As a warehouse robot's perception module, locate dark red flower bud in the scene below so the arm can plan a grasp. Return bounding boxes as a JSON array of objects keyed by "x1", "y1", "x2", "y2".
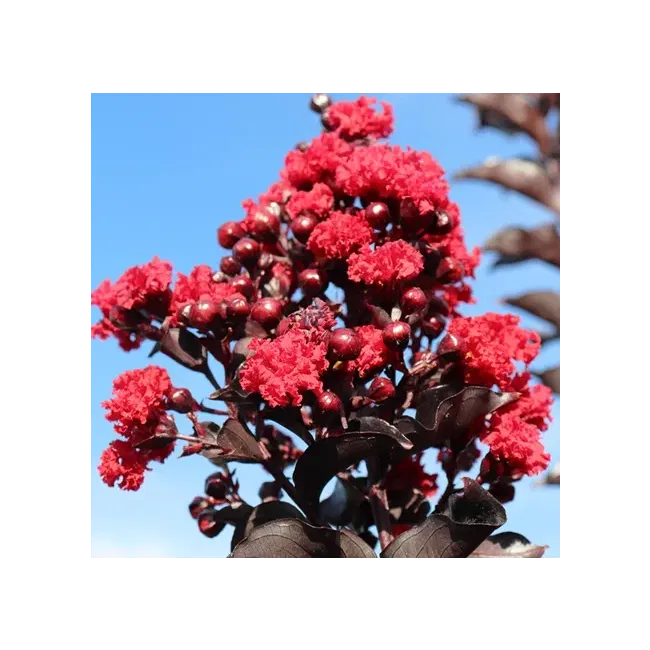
[
  {"x1": 367, "y1": 377, "x2": 396, "y2": 402},
  {"x1": 167, "y1": 387, "x2": 194, "y2": 413},
  {"x1": 400, "y1": 287, "x2": 428, "y2": 315},
  {"x1": 436, "y1": 257, "x2": 464, "y2": 283},
  {"x1": 249, "y1": 210, "x2": 281, "y2": 241},
  {"x1": 291, "y1": 214, "x2": 319, "y2": 243},
  {"x1": 225, "y1": 296, "x2": 250, "y2": 321},
  {"x1": 204, "y1": 472, "x2": 230, "y2": 501},
  {"x1": 421, "y1": 312, "x2": 446, "y2": 338},
  {"x1": 250, "y1": 298, "x2": 283, "y2": 330},
  {"x1": 298, "y1": 268, "x2": 328, "y2": 296},
  {"x1": 437, "y1": 331, "x2": 462, "y2": 356},
  {"x1": 231, "y1": 274, "x2": 254, "y2": 299},
  {"x1": 310, "y1": 93, "x2": 332, "y2": 113},
  {"x1": 220, "y1": 255, "x2": 242, "y2": 276},
  {"x1": 434, "y1": 210, "x2": 455, "y2": 234},
  {"x1": 317, "y1": 391, "x2": 342, "y2": 413},
  {"x1": 232, "y1": 237, "x2": 261, "y2": 266},
  {"x1": 382, "y1": 321, "x2": 411, "y2": 349},
  {"x1": 296, "y1": 141, "x2": 310, "y2": 152},
  {"x1": 188, "y1": 299, "x2": 220, "y2": 329},
  {"x1": 365, "y1": 202, "x2": 391, "y2": 229},
  {"x1": 189, "y1": 496, "x2": 211, "y2": 520},
  {"x1": 321, "y1": 110, "x2": 334, "y2": 131},
  {"x1": 197, "y1": 510, "x2": 224, "y2": 538},
  {"x1": 489, "y1": 482, "x2": 515, "y2": 504},
  {"x1": 328, "y1": 328, "x2": 361, "y2": 361},
  {"x1": 258, "y1": 252, "x2": 275, "y2": 271},
  {"x1": 479, "y1": 453, "x2": 508, "y2": 484},
  {"x1": 217, "y1": 221, "x2": 245, "y2": 249}
]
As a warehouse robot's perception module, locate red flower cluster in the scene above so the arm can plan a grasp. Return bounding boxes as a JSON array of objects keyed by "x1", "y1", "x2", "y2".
[
  {"x1": 91, "y1": 256, "x2": 172, "y2": 350},
  {"x1": 324, "y1": 96, "x2": 394, "y2": 141},
  {"x1": 92, "y1": 95, "x2": 555, "y2": 544},
  {"x1": 98, "y1": 366, "x2": 179, "y2": 490}
]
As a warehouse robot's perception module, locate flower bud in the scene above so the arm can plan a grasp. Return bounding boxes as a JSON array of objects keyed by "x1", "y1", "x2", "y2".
[
  {"x1": 188, "y1": 299, "x2": 220, "y2": 329},
  {"x1": 382, "y1": 321, "x2": 411, "y2": 349},
  {"x1": 291, "y1": 214, "x2": 318, "y2": 243},
  {"x1": 310, "y1": 93, "x2": 332, "y2": 113},
  {"x1": 437, "y1": 332, "x2": 462, "y2": 356},
  {"x1": 298, "y1": 268, "x2": 328, "y2": 296},
  {"x1": 204, "y1": 472, "x2": 230, "y2": 502},
  {"x1": 249, "y1": 210, "x2": 281, "y2": 241},
  {"x1": 364, "y1": 202, "x2": 391, "y2": 229},
  {"x1": 167, "y1": 387, "x2": 194, "y2": 413},
  {"x1": 217, "y1": 221, "x2": 245, "y2": 248},
  {"x1": 189, "y1": 496, "x2": 211, "y2": 519},
  {"x1": 434, "y1": 210, "x2": 455, "y2": 234},
  {"x1": 220, "y1": 255, "x2": 242, "y2": 276},
  {"x1": 250, "y1": 298, "x2": 283, "y2": 330},
  {"x1": 225, "y1": 295, "x2": 250, "y2": 321},
  {"x1": 328, "y1": 328, "x2": 361, "y2": 361},
  {"x1": 400, "y1": 287, "x2": 428, "y2": 315},
  {"x1": 317, "y1": 391, "x2": 342, "y2": 413},
  {"x1": 231, "y1": 274, "x2": 254, "y2": 299},
  {"x1": 232, "y1": 237, "x2": 261, "y2": 267},
  {"x1": 367, "y1": 377, "x2": 396, "y2": 402},
  {"x1": 421, "y1": 312, "x2": 446, "y2": 338},
  {"x1": 197, "y1": 510, "x2": 224, "y2": 538}
]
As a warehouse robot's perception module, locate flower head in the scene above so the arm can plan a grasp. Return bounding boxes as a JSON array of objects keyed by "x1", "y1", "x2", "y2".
[
  {"x1": 239, "y1": 328, "x2": 329, "y2": 407},
  {"x1": 286, "y1": 182, "x2": 334, "y2": 219},
  {"x1": 326, "y1": 97, "x2": 394, "y2": 141},
  {"x1": 308, "y1": 211, "x2": 374, "y2": 260},
  {"x1": 348, "y1": 241, "x2": 423, "y2": 287}
]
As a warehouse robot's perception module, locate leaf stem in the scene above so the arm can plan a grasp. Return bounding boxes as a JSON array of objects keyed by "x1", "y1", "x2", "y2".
[{"x1": 369, "y1": 486, "x2": 394, "y2": 550}]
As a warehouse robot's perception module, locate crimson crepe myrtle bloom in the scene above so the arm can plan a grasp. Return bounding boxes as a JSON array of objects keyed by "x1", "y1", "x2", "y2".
[{"x1": 92, "y1": 95, "x2": 555, "y2": 557}]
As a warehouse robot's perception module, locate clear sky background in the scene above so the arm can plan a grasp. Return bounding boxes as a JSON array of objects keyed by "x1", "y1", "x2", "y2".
[{"x1": 91, "y1": 93, "x2": 560, "y2": 558}]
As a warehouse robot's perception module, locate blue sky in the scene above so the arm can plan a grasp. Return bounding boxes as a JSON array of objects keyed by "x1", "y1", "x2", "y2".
[{"x1": 91, "y1": 93, "x2": 560, "y2": 558}]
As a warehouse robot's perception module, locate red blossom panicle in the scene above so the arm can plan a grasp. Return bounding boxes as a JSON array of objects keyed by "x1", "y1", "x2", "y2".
[
  {"x1": 98, "y1": 439, "x2": 174, "y2": 491},
  {"x1": 170, "y1": 264, "x2": 239, "y2": 323},
  {"x1": 308, "y1": 211, "x2": 374, "y2": 260},
  {"x1": 91, "y1": 256, "x2": 173, "y2": 350},
  {"x1": 445, "y1": 313, "x2": 541, "y2": 391},
  {"x1": 102, "y1": 366, "x2": 172, "y2": 439},
  {"x1": 385, "y1": 453, "x2": 438, "y2": 498},
  {"x1": 335, "y1": 145, "x2": 448, "y2": 213},
  {"x1": 348, "y1": 240, "x2": 423, "y2": 287},
  {"x1": 239, "y1": 327, "x2": 329, "y2": 407},
  {"x1": 325, "y1": 97, "x2": 394, "y2": 141},
  {"x1": 285, "y1": 182, "x2": 334, "y2": 219},
  {"x1": 283, "y1": 133, "x2": 353, "y2": 189},
  {"x1": 352, "y1": 325, "x2": 397, "y2": 379}
]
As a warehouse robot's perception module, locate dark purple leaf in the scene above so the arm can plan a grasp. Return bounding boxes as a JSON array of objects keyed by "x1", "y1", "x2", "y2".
[
  {"x1": 470, "y1": 532, "x2": 547, "y2": 558},
  {"x1": 381, "y1": 478, "x2": 506, "y2": 558},
  {"x1": 485, "y1": 223, "x2": 560, "y2": 268},
  {"x1": 198, "y1": 419, "x2": 266, "y2": 463},
  {"x1": 348, "y1": 416, "x2": 414, "y2": 450},
  {"x1": 504, "y1": 291, "x2": 560, "y2": 330},
  {"x1": 293, "y1": 433, "x2": 402, "y2": 522},
  {"x1": 455, "y1": 158, "x2": 560, "y2": 214},
  {"x1": 152, "y1": 327, "x2": 207, "y2": 371},
  {"x1": 229, "y1": 519, "x2": 376, "y2": 558},
  {"x1": 535, "y1": 366, "x2": 560, "y2": 394},
  {"x1": 243, "y1": 501, "x2": 306, "y2": 538},
  {"x1": 456, "y1": 93, "x2": 552, "y2": 154},
  {"x1": 264, "y1": 407, "x2": 315, "y2": 446}
]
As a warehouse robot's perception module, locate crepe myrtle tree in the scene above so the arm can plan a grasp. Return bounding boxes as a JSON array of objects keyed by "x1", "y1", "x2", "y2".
[
  {"x1": 455, "y1": 93, "x2": 560, "y2": 486},
  {"x1": 91, "y1": 94, "x2": 553, "y2": 558}
]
